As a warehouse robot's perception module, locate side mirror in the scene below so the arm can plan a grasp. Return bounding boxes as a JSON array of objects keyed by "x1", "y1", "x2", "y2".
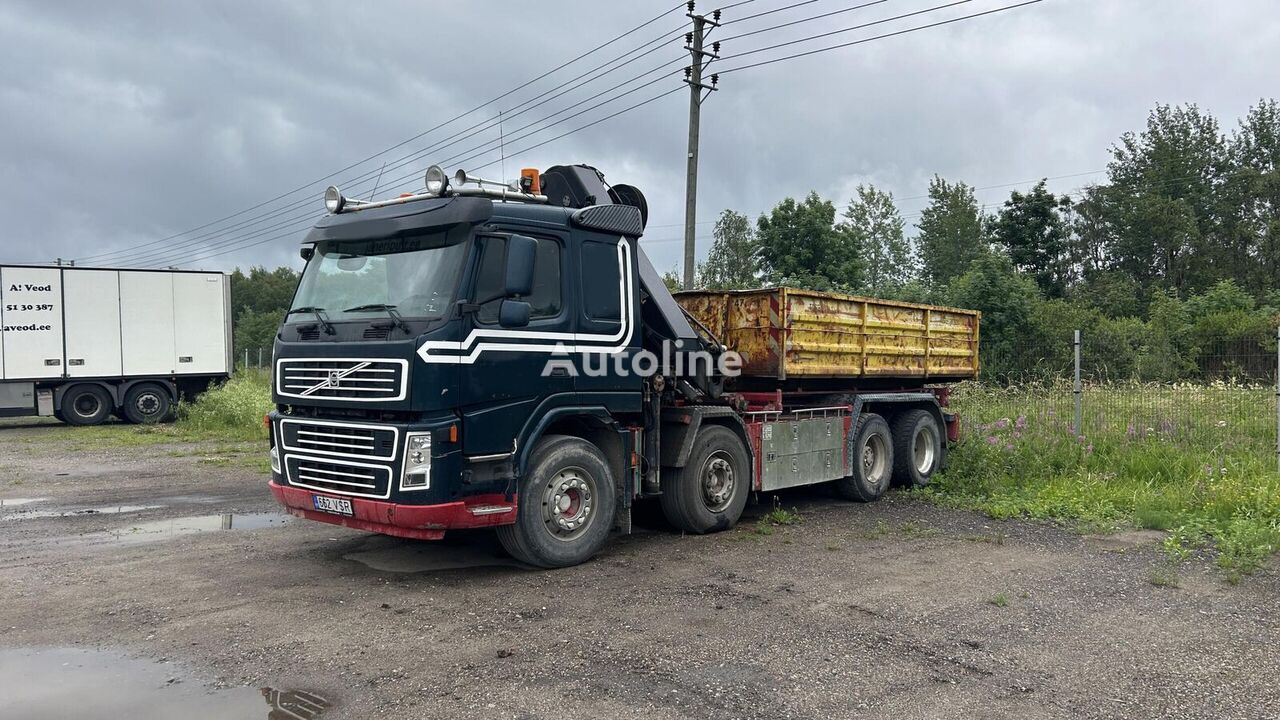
[
  {"x1": 300, "y1": 246, "x2": 314, "y2": 261},
  {"x1": 503, "y1": 235, "x2": 536, "y2": 297},
  {"x1": 498, "y1": 299, "x2": 531, "y2": 328}
]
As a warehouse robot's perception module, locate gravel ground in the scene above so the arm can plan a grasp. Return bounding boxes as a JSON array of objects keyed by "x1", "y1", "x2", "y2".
[{"x1": 0, "y1": 420, "x2": 1278, "y2": 719}]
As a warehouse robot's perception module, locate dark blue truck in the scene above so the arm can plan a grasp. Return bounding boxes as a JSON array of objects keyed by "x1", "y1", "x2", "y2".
[{"x1": 268, "y1": 164, "x2": 977, "y2": 567}]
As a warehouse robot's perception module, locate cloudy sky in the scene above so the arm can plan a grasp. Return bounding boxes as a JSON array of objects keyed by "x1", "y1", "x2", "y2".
[{"x1": 1, "y1": 0, "x2": 1276, "y2": 275}]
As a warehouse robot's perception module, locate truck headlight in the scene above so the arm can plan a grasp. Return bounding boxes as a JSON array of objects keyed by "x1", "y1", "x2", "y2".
[
  {"x1": 270, "y1": 444, "x2": 281, "y2": 474},
  {"x1": 401, "y1": 433, "x2": 431, "y2": 489}
]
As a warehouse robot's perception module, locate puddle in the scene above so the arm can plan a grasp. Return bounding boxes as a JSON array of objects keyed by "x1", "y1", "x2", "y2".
[
  {"x1": 0, "y1": 647, "x2": 331, "y2": 719},
  {"x1": 344, "y1": 533, "x2": 528, "y2": 573},
  {"x1": 97, "y1": 513, "x2": 292, "y2": 545},
  {"x1": 3, "y1": 504, "x2": 162, "y2": 521},
  {"x1": 0, "y1": 497, "x2": 48, "y2": 507}
]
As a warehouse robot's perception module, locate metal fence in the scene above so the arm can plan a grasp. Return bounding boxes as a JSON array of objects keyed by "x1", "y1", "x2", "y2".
[
  {"x1": 235, "y1": 347, "x2": 273, "y2": 371},
  {"x1": 956, "y1": 329, "x2": 1280, "y2": 472}
]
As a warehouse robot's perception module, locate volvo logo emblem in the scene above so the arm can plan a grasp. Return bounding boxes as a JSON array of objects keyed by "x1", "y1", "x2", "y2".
[{"x1": 326, "y1": 370, "x2": 341, "y2": 388}]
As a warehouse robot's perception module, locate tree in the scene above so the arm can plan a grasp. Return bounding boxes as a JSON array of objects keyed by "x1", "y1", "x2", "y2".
[
  {"x1": 661, "y1": 267, "x2": 683, "y2": 293},
  {"x1": 989, "y1": 180, "x2": 1073, "y2": 298},
  {"x1": 698, "y1": 210, "x2": 760, "y2": 289},
  {"x1": 944, "y1": 252, "x2": 1041, "y2": 379},
  {"x1": 1227, "y1": 99, "x2": 1280, "y2": 297},
  {"x1": 1103, "y1": 103, "x2": 1229, "y2": 294},
  {"x1": 916, "y1": 176, "x2": 985, "y2": 289},
  {"x1": 756, "y1": 192, "x2": 860, "y2": 291},
  {"x1": 841, "y1": 185, "x2": 912, "y2": 295}
]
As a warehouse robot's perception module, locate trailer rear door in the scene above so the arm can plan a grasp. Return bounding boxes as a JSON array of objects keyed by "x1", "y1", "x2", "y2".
[
  {"x1": 172, "y1": 273, "x2": 228, "y2": 374},
  {"x1": 1, "y1": 266, "x2": 64, "y2": 380},
  {"x1": 63, "y1": 269, "x2": 123, "y2": 377}
]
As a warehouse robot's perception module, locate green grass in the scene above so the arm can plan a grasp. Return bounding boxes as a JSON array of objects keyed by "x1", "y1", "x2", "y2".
[
  {"x1": 989, "y1": 592, "x2": 1010, "y2": 607},
  {"x1": 924, "y1": 379, "x2": 1280, "y2": 576}
]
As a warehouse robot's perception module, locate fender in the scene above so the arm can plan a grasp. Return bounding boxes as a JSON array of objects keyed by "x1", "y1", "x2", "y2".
[{"x1": 660, "y1": 405, "x2": 754, "y2": 470}]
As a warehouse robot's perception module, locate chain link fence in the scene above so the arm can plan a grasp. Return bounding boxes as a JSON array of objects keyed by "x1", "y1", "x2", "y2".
[{"x1": 956, "y1": 329, "x2": 1280, "y2": 472}]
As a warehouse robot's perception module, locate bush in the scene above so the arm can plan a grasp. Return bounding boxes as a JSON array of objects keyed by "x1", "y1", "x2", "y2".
[{"x1": 177, "y1": 370, "x2": 272, "y2": 441}]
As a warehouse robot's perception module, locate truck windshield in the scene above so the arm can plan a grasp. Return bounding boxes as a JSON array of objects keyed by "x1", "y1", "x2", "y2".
[{"x1": 290, "y1": 230, "x2": 468, "y2": 322}]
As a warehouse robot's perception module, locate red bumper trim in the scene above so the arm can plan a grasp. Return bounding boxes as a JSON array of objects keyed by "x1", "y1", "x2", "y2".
[{"x1": 269, "y1": 481, "x2": 516, "y2": 541}]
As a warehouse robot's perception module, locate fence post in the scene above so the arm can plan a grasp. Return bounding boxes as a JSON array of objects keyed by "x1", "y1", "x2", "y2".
[
  {"x1": 257, "y1": 348, "x2": 263, "y2": 368},
  {"x1": 1073, "y1": 329, "x2": 1083, "y2": 437},
  {"x1": 243, "y1": 348, "x2": 248, "y2": 369},
  {"x1": 1275, "y1": 326, "x2": 1279, "y2": 473}
]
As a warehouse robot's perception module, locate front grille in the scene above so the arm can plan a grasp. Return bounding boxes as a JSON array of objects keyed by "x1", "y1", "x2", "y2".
[
  {"x1": 280, "y1": 419, "x2": 397, "y2": 460},
  {"x1": 285, "y1": 454, "x2": 392, "y2": 499},
  {"x1": 276, "y1": 358, "x2": 408, "y2": 402}
]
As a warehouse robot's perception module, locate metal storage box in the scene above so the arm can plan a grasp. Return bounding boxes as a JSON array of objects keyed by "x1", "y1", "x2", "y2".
[{"x1": 676, "y1": 287, "x2": 979, "y2": 380}]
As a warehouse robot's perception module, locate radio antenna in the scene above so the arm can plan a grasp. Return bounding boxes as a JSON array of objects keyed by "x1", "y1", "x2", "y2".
[{"x1": 498, "y1": 110, "x2": 507, "y2": 186}]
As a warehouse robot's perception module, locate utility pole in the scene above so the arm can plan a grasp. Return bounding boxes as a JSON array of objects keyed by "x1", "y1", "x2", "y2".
[{"x1": 682, "y1": 2, "x2": 719, "y2": 290}]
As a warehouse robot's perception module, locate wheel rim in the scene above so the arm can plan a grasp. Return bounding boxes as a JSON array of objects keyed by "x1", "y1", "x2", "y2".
[
  {"x1": 862, "y1": 433, "x2": 889, "y2": 485},
  {"x1": 73, "y1": 393, "x2": 101, "y2": 418},
  {"x1": 701, "y1": 451, "x2": 736, "y2": 512},
  {"x1": 135, "y1": 392, "x2": 162, "y2": 417},
  {"x1": 542, "y1": 466, "x2": 596, "y2": 541},
  {"x1": 913, "y1": 425, "x2": 937, "y2": 474}
]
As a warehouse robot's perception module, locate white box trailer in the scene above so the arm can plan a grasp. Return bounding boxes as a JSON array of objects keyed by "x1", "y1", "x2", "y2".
[{"x1": 0, "y1": 265, "x2": 232, "y2": 425}]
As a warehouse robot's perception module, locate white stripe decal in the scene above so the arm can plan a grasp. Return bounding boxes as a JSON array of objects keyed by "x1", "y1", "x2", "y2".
[{"x1": 416, "y1": 237, "x2": 634, "y2": 365}]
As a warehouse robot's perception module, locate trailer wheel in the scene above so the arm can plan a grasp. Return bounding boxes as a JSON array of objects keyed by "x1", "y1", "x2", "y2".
[
  {"x1": 61, "y1": 385, "x2": 112, "y2": 426},
  {"x1": 123, "y1": 383, "x2": 173, "y2": 424},
  {"x1": 891, "y1": 409, "x2": 942, "y2": 488},
  {"x1": 496, "y1": 435, "x2": 617, "y2": 569},
  {"x1": 660, "y1": 425, "x2": 750, "y2": 534},
  {"x1": 835, "y1": 413, "x2": 893, "y2": 502}
]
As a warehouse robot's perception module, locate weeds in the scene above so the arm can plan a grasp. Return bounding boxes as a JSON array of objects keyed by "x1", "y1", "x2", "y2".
[
  {"x1": 1149, "y1": 566, "x2": 1181, "y2": 588},
  {"x1": 989, "y1": 593, "x2": 1010, "y2": 607},
  {"x1": 925, "y1": 380, "x2": 1280, "y2": 576}
]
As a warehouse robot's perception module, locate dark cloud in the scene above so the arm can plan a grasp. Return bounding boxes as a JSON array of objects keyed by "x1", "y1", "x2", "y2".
[{"x1": 0, "y1": 0, "x2": 1275, "y2": 275}]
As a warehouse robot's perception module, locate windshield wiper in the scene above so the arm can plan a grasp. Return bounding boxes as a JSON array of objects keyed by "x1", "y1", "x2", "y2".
[
  {"x1": 286, "y1": 306, "x2": 335, "y2": 335},
  {"x1": 343, "y1": 304, "x2": 411, "y2": 334}
]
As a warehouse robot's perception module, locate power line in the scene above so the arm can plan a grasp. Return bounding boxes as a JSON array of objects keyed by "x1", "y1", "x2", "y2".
[
  {"x1": 718, "y1": 0, "x2": 1047, "y2": 74},
  {"x1": 719, "y1": 0, "x2": 896, "y2": 42},
  {"x1": 723, "y1": 0, "x2": 822, "y2": 25},
  {"x1": 96, "y1": 32, "x2": 692, "y2": 266},
  {"x1": 71, "y1": 3, "x2": 688, "y2": 264},
  {"x1": 122, "y1": 67, "x2": 687, "y2": 268},
  {"x1": 130, "y1": 86, "x2": 687, "y2": 269}
]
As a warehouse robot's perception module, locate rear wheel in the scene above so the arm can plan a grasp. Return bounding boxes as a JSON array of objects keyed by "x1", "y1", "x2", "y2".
[
  {"x1": 61, "y1": 385, "x2": 112, "y2": 426},
  {"x1": 660, "y1": 425, "x2": 750, "y2": 534},
  {"x1": 496, "y1": 435, "x2": 617, "y2": 568},
  {"x1": 123, "y1": 383, "x2": 173, "y2": 424},
  {"x1": 834, "y1": 413, "x2": 893, "y2": 502},
  {"x1": 891, "y1": 409, "x2": 942, "y2": 488}
]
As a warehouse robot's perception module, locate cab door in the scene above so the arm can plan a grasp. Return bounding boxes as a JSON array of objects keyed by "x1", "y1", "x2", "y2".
[
  {"x1": 573, "y1": 233, "x2": 641, "y2": 405},
  {"x1": 456, "y1": 231, "x2": 574, "y2": 456}
]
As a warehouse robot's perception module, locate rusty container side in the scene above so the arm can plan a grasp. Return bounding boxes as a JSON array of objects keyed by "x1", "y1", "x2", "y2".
[{"x1": 675, "y1": 287, "x2": 978, "y2": 381}]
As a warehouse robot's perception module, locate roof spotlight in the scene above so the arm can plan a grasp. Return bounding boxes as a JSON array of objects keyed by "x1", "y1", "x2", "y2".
[
  {"x1": 425, "y1": 165, "x2": 448, "y2": 195},
  {"x1": 324, "y1": 185, "x2": 345, "y2": 214}
]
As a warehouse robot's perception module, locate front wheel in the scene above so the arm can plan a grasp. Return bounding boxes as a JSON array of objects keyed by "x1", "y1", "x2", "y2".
[{"x1": 496, "y1": 435, "x2": 617, "y2": 568}]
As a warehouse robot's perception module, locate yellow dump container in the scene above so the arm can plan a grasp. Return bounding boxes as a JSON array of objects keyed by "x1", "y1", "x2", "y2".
[{"x1": 676, "y1": 288, "x2": 980, "y2": 381}]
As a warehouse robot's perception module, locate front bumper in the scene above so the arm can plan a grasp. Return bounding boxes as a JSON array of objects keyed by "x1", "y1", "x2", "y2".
[{"x1": 270, "y1": 481, "x2": 516, "y2": 540}]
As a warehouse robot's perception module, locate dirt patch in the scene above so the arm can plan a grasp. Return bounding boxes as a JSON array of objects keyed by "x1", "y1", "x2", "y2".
[{"x1": 0, "y1": 422, "x2": 1277, "y2": 719}]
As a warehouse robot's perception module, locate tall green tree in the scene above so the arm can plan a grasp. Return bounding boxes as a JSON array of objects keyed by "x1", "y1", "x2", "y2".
[
  {"x1": 756, "y1": 192, "x2": 860, "y2": 291},
  {"x1": 841, "y1": 185, "x2": 912, "y2": 295},
  {"x1": 1103, "y1": 103, "x2": 1229, "y2": 294},
  {"x1": 989, "y1": 180, "x2": 1073, "y2": 298},
  {"x1": 698, "y1": 209, "x2": 760, "y2": 289},
  {"x1": 1227, "y1": 99, "x2": 1280, "y2": 297},
  {"x1": 916, "y1": 176, "x2": 985, "y2": 289}
]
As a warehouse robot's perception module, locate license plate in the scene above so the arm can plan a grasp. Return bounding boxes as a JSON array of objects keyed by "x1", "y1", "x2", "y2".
[{"x1": 312, "y1": 495, "x2": 353, "y2": 516}]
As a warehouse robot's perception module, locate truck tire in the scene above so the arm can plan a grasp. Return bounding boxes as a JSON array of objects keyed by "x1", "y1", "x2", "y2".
[
  {"x1": 496, "y1": 435, "x2": 617, "y2": 569},
  {"x1": 891, "y1": 409, "x2": 942, "y2": 488},
  {"x1": 835, "y1": 413, "x2": 893, "y2": 502},
  {"x1": 123, "y1": 383, "x2": 174, "y2": 424},
  {"x1": 61, "y1": 384, "x2": 112, "y2": 426},
  {"x1": 660, "y1": 425, "x2": 750, "y2": 534}
]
